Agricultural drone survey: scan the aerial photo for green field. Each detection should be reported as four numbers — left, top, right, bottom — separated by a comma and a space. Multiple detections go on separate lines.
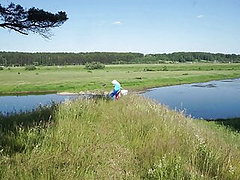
1, 63, 240, 94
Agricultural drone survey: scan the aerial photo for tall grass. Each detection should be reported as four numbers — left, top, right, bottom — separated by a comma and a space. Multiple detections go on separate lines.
1, 95, 240, 179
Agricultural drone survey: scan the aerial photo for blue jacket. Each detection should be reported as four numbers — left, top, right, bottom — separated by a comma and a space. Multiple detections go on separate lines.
110, 83, 121, 97
113, 83, 121, 92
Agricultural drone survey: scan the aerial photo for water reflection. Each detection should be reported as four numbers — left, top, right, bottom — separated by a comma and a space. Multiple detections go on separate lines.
192, 83, 217, 88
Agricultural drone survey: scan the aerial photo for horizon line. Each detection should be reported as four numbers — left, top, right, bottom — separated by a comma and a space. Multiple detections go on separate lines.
0, 51, 239, 55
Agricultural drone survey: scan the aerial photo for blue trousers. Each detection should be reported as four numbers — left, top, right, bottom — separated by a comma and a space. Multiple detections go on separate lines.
110, 90, 120, 99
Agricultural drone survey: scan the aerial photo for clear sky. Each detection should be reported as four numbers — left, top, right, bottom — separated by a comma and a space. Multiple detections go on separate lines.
0, 0, 240, 54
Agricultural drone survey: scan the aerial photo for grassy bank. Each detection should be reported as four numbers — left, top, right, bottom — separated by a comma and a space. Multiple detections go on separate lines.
212, 118, 240, 132
1, 63, 240, 94
1, 95, 240, 179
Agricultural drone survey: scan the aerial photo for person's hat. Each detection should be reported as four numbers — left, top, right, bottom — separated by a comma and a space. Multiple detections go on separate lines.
111, 80, 118, 84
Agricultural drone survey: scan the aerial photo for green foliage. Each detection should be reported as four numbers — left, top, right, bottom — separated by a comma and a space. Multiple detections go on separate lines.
0, 66, 3, 70
0, 52, 144, 66
0, 3, 68, 38
84, 61, 105, 70
25, 65, 37, 71
214, 118, 240, 132
162, 66, 168, 71
1, 51, 240, 67
0, 104, 56, 155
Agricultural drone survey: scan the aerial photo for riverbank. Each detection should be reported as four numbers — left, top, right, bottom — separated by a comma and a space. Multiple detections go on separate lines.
1, 95, 240, 179
0, 63, 240, 95
211, 118, 240, 132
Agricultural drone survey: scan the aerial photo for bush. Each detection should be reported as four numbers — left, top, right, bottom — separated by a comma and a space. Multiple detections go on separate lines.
162, 66, 168, 71
0, 66, 3, 70
85, 62, 105, 70
25, 65, 37, 71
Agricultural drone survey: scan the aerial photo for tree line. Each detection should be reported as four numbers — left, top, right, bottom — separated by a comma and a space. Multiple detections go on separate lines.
144, 52, 240, 63
0, 52, 144, 66
0, 51, 240, 66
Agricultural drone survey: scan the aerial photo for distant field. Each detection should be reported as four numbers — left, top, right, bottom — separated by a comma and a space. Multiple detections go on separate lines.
0, 63, 240, 94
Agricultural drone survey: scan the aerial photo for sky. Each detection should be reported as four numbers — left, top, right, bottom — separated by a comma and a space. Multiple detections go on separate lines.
0, 0, 240, 54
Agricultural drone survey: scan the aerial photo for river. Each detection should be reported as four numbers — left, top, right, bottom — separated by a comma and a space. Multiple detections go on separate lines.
0, 94, 78, 115
1, 78, 240, 119
142, 78, 240, 120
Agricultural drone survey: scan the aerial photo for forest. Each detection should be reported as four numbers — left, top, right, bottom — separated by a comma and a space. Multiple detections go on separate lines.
0, 51, 240, 66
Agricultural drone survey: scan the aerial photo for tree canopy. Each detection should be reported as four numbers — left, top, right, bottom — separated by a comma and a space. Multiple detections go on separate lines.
0, 51, 240, 66
0, 3, 68, 38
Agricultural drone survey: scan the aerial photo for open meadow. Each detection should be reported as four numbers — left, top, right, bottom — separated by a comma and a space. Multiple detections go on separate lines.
0, 63, 240, 94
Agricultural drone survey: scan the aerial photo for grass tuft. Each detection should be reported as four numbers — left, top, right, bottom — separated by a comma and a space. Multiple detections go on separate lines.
0, 95, 240, 179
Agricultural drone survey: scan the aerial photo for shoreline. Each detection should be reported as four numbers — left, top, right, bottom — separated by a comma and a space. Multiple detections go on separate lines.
1, 77, 240, 96
1, 78, 240, 121
0, 90, 58, 96
129, 76, 240, 94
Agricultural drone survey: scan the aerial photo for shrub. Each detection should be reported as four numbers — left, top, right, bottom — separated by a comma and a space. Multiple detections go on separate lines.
85, 62, 105, 70
144, 68, 155, 71
0, 66, 3, 70
162, 66, 168, 71
25, 65, 37, 71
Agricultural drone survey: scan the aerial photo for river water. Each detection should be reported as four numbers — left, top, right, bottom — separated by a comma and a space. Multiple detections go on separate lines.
0, 94, 78, 115
142, 78, 240, 120
1, 78, 240, 119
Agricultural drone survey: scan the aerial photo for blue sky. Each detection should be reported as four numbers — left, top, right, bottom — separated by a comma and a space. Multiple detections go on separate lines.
0, 0, 240, 54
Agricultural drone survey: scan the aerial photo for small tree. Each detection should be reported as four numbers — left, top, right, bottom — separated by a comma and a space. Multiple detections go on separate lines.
25, 65, 37, 71
85, 62, 105, 70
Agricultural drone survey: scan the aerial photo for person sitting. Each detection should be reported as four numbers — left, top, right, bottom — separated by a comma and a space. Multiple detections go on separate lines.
110, 80, 121, 100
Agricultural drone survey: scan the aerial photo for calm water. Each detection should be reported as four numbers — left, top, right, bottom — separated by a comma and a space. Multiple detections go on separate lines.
0, 94, 78, 115
143, 78, 240, 120
1, 78, 240, 119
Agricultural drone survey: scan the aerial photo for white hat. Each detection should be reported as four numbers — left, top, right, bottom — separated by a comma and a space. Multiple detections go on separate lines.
111, 80, 118, 85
